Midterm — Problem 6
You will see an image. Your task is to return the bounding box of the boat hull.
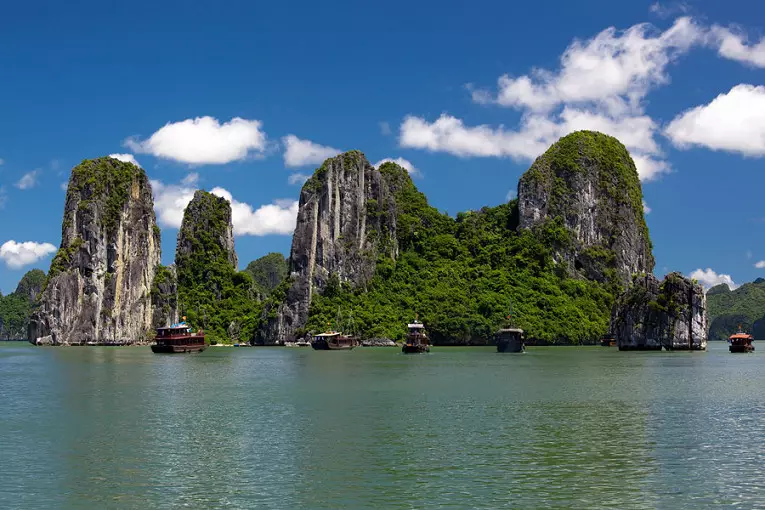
[311,338,356,350]
[730,344,755,353]
[151,343,206,353]
[497,338,524,353]
[402,344,430,354]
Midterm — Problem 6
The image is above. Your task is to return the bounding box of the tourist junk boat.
[496,328,525,353]
[729,325,755,353]
[311,309,359,351]
[600,333,616,347]
[151,320,206,353]
[402,317,430,354]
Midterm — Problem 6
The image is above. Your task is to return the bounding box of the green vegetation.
[244,253,289,297]
[304,164,614,344]
[175,191,261,344]
[0,269,47,340]
[48,237,84,277]
[707,279,765,340]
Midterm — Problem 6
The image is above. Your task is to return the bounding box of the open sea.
[1,342,763,509]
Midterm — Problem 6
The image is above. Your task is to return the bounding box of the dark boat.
[311,332,358,350]
[496,328,525,353]
[402,318,429,354]
[729,325,754,353]
[151,321,206,353]
[600,333,616,347]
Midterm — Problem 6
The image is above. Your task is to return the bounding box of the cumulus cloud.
[0,241,57,269]
[109,153,141,167]
[288,173,310,186]
[210,188,298,236]
[282,135,340,168]
[665,84,765,156]
[15,170,39,190]
[689,268,737,290]
[710,25,765,68]
[643,200,651,214]
[152,174,298,236]
[755,261,765,269]
[126,116,267,165]
[374,157,420,177]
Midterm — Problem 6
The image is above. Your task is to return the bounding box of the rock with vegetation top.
[517,131,654,289]
[0,269,46,340]
[244,253,289,298]
[29,157,161,344]
[611,272,707,350]
[706,278,765,341]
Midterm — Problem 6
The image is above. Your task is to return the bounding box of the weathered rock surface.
[29,157,161,345]
[611,272,708,350]
[517,131,654,287]
[151,264,178,328]
[257,151,402,344]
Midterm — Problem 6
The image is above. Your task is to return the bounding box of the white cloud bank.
[755,261,765,269]
[15,170,39,190]
[109,153,141,167]
[374,157,420,177]
[0,241,57,269]
[665,84,765,156]
[151,174,298,236]
[288,173,310,186]
[400,17,765,179]
[689,268,737,290]
[282,135,340,168]
[126,116,267,164]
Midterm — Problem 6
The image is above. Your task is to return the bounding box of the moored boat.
[402,317,429,354]
[151,321,206,353]
[729,325,754,353]
[600,333,616,347]
[496,328,525,353]
[311,331,358,350]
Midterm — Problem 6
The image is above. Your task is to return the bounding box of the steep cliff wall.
[29,157,160,344]
[611,272,708,350]
[257,151,402,343]
[518,131,654,288]
[151,264,178,328]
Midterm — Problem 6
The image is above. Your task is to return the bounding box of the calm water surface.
[1,342,763,509]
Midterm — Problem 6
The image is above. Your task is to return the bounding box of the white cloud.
[665,84,765,156]
[755,261,765,269]
[288,173,310,186]
[210,188,298,236]
[282,135,340,168]
[710,25,765,68]
[649,2,690,19]
[506,190,517,201]
[126,116,267,165]
[643,200,651,214]
[108,153,141,167]
[152,174,298,236]
[374,157,420,177]
[689,268,737,290]
[0,241,57,269]
[60,182,68,192]
[15,170,39,190]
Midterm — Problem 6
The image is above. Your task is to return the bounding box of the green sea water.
[1,342,763,509]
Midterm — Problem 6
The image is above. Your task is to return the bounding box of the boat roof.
[314,332,340,337]
[730,333,753,340]
[157,322,190,331]
[408,323,425,329]
[497,328,524,334]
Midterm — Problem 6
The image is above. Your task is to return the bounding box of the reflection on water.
[2,343,765,508]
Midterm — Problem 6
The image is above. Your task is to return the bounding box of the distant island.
[21,130,708,348]
[707,278,765,340]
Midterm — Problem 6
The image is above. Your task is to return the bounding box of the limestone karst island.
[14,131,708,351]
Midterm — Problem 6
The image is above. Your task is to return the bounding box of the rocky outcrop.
[176,190,237,270]
[706,278,765,341]
[611,272,707,350]
[257,151,403,344]
[244,253,289,298]
[29,157,161,344]
[14,269,46,303]
[151,264,178,328]
[517,131,654,287]
[0,269,46,340]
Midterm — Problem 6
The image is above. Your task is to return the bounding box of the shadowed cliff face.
[518,131,654,289]
[257,151,403,344]
[29,157,161,344]
[611,272,708,350]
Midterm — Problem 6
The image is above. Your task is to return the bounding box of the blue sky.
[1,0,765,294]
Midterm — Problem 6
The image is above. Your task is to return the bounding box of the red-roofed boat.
[151,320,206,353]
[729,325,754,353]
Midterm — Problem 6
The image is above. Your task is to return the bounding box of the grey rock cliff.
[151,264,178,328]
[517,131,654,287]
[29,157,161,344]
[257,151,401,344]
[611,272,708,350]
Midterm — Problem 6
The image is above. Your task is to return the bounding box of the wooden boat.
[151,321,206,353]
[496,328,525,353]
[600,333,616,347]
[729,325,754,353]
[402,318,430,354]
[311,332,358,350]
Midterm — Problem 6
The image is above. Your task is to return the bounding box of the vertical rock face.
[517,131,654,287]
[151,264,178,328]
[29,158,161,344]
[258,151,401,343]
[611,272,708,350]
